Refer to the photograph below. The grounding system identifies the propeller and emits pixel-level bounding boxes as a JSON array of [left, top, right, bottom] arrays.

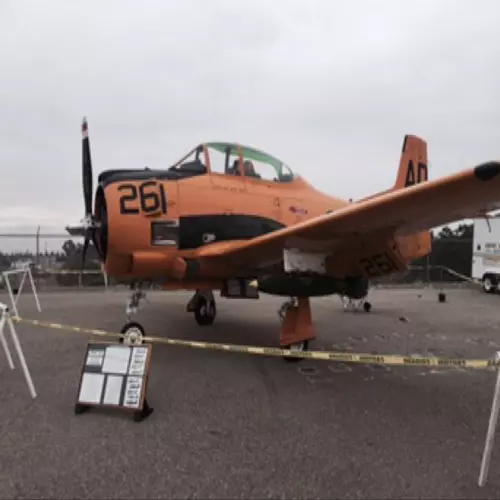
[[81, 117, 95, 272], [82, 117, 93, 217]]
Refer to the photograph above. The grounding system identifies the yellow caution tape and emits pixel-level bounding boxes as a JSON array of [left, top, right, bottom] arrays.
[[442, 267, 481, 285], [407, 265, 481, 286], [36, 269, 103, 275], [9, 315, 500, 368]]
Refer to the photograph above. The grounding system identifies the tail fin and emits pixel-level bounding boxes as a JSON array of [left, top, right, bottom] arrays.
[[394, 135, 428, 189], [394, 135, 431, 261], [357, 135, 429, 203]]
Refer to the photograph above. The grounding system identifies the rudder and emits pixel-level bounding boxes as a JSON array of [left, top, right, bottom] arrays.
[[394, 134, 431, 261], [394, 135, 429, 189]]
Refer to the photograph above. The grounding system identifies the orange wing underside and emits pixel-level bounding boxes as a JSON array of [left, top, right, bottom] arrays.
[[195, 162, 500, 273]]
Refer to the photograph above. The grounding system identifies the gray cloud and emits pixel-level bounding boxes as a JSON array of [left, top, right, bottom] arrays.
[[1, 0, 499, 252]]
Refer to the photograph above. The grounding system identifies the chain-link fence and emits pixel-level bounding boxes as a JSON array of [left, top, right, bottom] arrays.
[[0, 231, 110, 292], [374, 238, 474, 286]]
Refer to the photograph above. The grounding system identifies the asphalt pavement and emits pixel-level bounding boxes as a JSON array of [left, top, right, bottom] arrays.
[[1, 286, 500, 499]]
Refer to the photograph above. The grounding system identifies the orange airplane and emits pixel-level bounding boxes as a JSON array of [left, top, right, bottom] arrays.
[[69, 118, 500, 359]]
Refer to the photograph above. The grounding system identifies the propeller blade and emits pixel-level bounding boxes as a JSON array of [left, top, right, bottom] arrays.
[[82, 117, 93, 217]]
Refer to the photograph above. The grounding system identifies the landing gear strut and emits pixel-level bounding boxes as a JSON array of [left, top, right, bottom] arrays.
[[187, 289, 217, 326], [278, 297, 297, 323], [120, 282, 148, 345], [278, 297, 315, 362]]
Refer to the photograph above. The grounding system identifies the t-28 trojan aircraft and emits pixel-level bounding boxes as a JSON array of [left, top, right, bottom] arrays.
[[69, 118, 500, 358]]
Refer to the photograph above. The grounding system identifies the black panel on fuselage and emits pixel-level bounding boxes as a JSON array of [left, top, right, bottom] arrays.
[[178, 214, 284, 250], [98, 160, 208, 187]]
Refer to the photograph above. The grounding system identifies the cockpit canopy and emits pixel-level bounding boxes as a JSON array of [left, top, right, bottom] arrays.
[[169, 141, 297, 183]]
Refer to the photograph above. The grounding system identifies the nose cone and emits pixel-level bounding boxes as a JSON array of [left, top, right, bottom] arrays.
[[474, 162, 500, 182]]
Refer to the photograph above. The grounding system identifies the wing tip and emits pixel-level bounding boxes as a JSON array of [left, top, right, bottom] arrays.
[[474, 161, 500, 182]]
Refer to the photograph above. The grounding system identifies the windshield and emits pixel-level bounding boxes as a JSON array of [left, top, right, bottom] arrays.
[[206, 142, 296, 183]]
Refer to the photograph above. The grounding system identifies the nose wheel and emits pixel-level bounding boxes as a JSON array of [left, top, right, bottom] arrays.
[[120, 321, 145, 345]]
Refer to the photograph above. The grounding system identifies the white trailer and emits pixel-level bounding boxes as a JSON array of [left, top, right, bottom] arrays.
[[472, 217, 500, 293]]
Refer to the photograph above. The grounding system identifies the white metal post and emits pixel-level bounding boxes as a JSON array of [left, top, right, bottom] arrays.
[[478, 351, 500, 487], [0, 303, 37, 399], [14, 269, 27, 307], [3, 272, 19, 317], [6, 314, 37, 398], [0, 310, 15, 370], [27, 266, 42, 312], [1, 265, 42, 316]]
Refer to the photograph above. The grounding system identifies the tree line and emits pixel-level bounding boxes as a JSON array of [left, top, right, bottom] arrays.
[[408, 223, 473, 282], [0, 240, 100, 271]]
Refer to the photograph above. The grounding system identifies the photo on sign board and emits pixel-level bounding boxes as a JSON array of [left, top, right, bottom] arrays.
[[86, 348, 104, 367], [123, 376, 143, 408], [102, 346, 131, 375], [78, 373, 104, 404], [128, 347, 148, 376], [103, 375, 124, 405]]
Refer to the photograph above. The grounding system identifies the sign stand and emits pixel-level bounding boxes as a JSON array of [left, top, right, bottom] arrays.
[[0, 303, 37, 399], [74, 340, 153, 422], [1, 265, 42, 317], [478, 351, 500, 486]]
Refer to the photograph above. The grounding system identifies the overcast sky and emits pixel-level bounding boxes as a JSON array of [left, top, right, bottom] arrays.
[[1, 0, 500, 252]]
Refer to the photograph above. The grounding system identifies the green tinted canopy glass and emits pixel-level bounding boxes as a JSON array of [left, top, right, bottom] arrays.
[[205, 142, 293, 174]]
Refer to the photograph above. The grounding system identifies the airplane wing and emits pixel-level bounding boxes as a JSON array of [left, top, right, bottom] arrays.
[[196, 162, 500, 268]]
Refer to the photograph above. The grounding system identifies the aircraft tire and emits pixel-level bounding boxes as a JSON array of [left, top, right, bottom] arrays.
[[119, 321, 146, 344], [194, 298, 216, 326], [283, 340, 309, 363]]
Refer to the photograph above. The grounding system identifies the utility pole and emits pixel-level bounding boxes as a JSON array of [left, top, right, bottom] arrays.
[[35, 226, 40, 268]]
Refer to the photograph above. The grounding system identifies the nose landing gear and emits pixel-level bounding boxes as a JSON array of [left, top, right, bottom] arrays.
[[119, 282, 148, 345]]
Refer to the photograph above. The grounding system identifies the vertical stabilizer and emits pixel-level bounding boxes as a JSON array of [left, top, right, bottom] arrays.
[[394, 135, 428, 189], [394, 135, 431, 261]]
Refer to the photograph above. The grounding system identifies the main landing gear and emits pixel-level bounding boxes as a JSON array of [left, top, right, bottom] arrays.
[[186, 290, 217, 326], [185, 290, 314, 363], [278, 297, 315, 363], [341, 295, 372, 313]]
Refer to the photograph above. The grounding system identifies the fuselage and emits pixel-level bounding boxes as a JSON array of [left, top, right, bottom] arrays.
[[89, 157, 428, 299], [93, 166, 349, 280]]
